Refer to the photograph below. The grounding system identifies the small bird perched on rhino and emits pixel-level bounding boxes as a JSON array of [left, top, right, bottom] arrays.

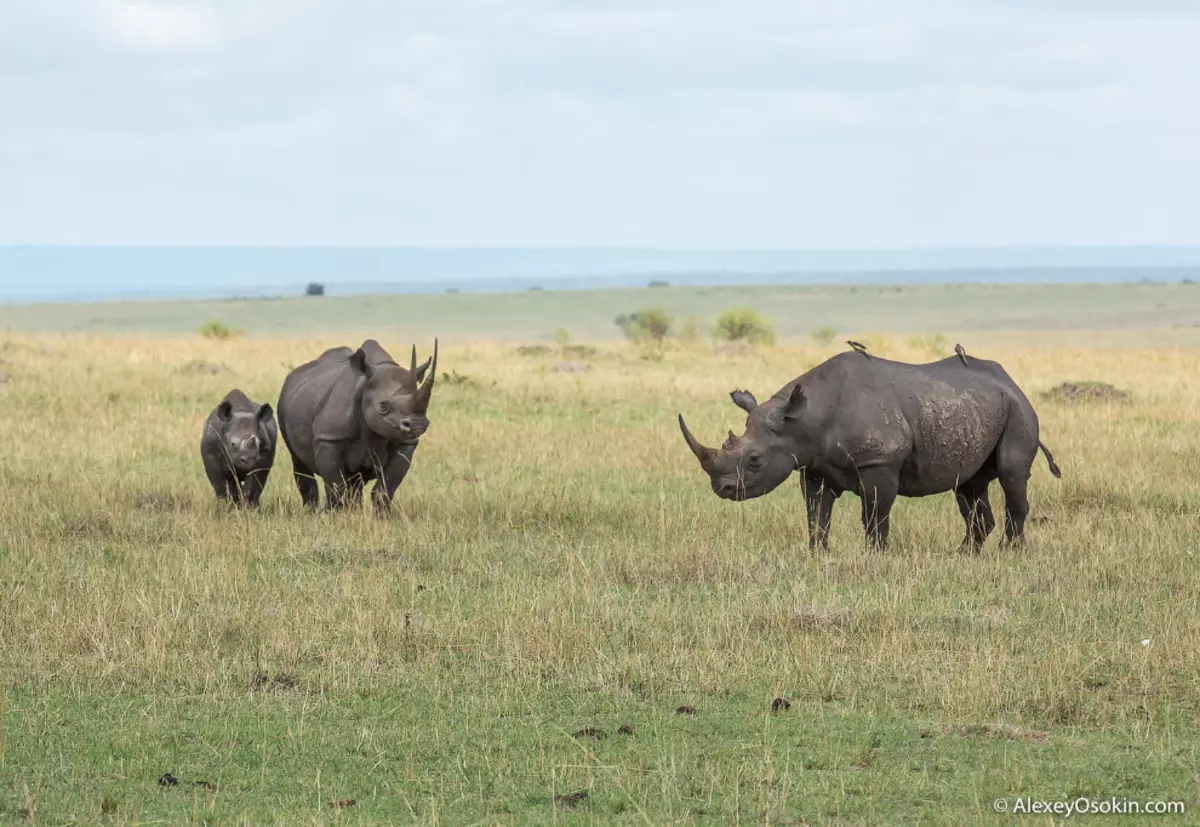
[[200, 389, 277, 507], [277, 338, 437, 514], [678, 347, 1061, 551]]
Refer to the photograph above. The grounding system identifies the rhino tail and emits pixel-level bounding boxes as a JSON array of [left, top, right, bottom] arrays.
[[1038, 440, 1062, 479]]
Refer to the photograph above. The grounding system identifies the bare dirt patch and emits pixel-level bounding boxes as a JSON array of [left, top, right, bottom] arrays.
[[1040, 381, 1131, 404]]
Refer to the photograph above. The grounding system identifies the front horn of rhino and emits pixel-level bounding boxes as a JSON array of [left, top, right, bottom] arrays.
[[678, 414, 718, 475], [416, 338, 438, 409]]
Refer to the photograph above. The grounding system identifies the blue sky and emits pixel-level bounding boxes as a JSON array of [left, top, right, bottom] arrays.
[[2, 1, 1199, 247]]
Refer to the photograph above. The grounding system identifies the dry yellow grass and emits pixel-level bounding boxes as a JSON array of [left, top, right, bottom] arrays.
[[1, 331, 1198, 823]]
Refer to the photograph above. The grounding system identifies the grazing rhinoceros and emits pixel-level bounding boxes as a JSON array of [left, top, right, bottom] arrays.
[[677, 346, 1061, 550], [200, 389, 277, 506], [277, 338, 437, 513]]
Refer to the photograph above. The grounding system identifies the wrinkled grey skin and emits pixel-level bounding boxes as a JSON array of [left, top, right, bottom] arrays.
[[277, 338, 437, 513], [200, 389, 277, 507], [679, 349, 1061, 550]]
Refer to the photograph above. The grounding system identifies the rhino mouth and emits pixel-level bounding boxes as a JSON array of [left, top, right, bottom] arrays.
[[713, 479, 750, 501], [231, 453, 261, 472]]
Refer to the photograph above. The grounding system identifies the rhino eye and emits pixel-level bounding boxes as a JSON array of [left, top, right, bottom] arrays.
[[747, 455, 765, 470], [378, 401, 391, 415]]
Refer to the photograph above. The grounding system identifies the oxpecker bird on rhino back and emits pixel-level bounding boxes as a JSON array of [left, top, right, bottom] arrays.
[[678, 346, 1061, 550], [277, 338, 437, 513]]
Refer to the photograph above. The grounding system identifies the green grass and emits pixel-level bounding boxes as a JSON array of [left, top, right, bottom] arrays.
[[2, 327, 1199, 824], [5, 281, 1200, 341]]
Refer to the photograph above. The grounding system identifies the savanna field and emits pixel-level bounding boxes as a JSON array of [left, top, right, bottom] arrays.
[[2, 285, 1200, 825]]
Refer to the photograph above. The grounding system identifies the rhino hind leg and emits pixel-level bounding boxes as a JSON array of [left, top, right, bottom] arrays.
[[994, 426, 1037, 545], [998, 473, 1030, 544], [954, 474, 997, 551]]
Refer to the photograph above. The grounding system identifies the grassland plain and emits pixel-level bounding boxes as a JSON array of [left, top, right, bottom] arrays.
[[1, 316, 1200, 824], [6, 281, 1200, 341]]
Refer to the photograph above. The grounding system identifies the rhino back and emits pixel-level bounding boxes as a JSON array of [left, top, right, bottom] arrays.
[[278, 347, 364, 464], [787, 353, 1016, 495]]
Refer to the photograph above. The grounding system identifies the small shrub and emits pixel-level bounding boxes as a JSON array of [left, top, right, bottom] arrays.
[[714, 307, 775, 346], [648, 279, 670, 288], [445, 287, 460, 294], [628, 307, 672, 342], [528, 285, 544, 291], [197, 320, 240, 340], [305, 282, 325, 297], [515, 344, 553, 357], [811, 326, 837, 346], [554, 328, 570, 348]]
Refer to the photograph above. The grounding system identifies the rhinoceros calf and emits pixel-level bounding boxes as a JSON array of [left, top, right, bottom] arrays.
[[277, 338, 437, 513], [678, 347, 1061, 550], [200, 389, 277, 506]]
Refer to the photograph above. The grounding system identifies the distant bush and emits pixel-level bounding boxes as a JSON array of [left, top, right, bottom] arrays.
[[445, 287, 460, 294], [305, 282, 325, 297], [528, 285, 544, 291], [554, 327, 570, 348], [648, 279, 670, 288], [714, 307, 775, 346], [196, 320, 240, 340], [617, 308, 672, 342], [633, 307, 672, 342], [811, 326, 837, 346]]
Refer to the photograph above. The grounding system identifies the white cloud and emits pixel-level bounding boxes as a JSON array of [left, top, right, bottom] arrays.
[[91, 0, 220, 53], [0, 0, 1199, 245]]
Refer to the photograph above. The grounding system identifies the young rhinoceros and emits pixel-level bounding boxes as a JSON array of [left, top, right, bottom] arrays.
[[200, 389, 277, 506], [678, 347, 1061, 550], [277, 338, 437, 513]]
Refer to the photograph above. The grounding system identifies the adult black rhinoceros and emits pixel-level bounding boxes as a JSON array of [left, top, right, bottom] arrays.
[[278, 338, 437, 513], [677, 346, 1060, 550]]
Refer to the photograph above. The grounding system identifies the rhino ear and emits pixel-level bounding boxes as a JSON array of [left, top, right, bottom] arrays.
[[782, 384, 806, 421], [348, 348, 369, 377], [216, 400, 233, 423], [730, 389, 758, 413], [257, 402, 274, 423]]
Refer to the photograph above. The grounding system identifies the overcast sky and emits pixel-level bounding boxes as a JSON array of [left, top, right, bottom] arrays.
[[2, 1, 1198, 248]]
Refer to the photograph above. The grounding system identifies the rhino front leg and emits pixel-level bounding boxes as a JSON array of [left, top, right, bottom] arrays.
[[203, 452, 232, 501], [800, 474, 837, 550], [314, 441, 353, 511], [238, 470, 269, 508], [858, 469, 898, 550], [372, 444, 417, 516]]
